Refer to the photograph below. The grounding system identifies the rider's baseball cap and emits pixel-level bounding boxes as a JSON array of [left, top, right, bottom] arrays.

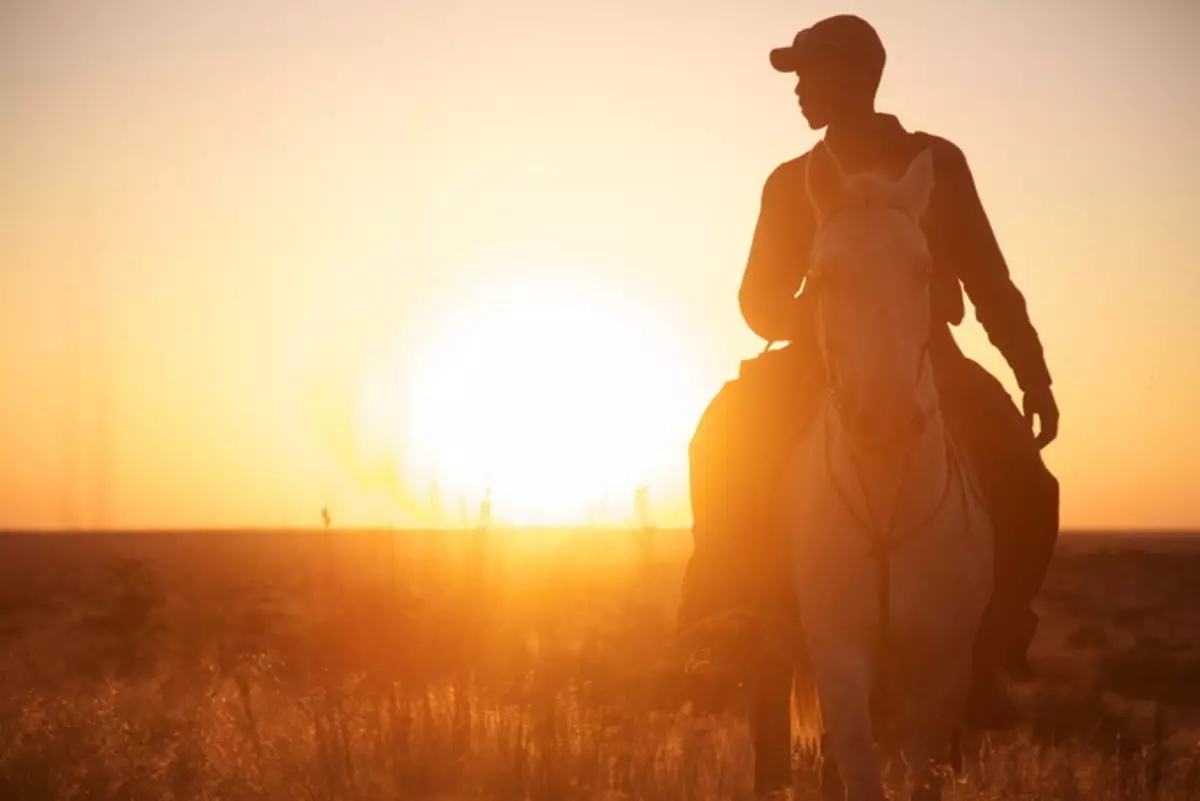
[[769, 14, 886, 80]]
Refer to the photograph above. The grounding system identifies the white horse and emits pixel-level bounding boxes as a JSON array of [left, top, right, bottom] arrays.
[[782, 146, 994, 801]]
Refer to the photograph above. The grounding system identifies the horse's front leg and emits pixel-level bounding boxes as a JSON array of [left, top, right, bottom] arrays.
[[811, 651, 886, 801], [901, 645, 973, 801]]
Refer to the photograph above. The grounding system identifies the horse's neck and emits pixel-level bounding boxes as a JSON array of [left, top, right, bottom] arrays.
[[824, 366, 949, 537]]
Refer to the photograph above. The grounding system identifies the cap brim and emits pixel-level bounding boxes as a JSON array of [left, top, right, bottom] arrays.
[[769, 46, 801, 72]]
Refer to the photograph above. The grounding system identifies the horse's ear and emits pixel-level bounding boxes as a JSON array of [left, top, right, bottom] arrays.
[[894, 149, 935, 219], [806, 144, 846, 218]]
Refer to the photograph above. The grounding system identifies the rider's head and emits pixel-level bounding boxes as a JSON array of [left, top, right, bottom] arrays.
[[769, 15, 885, 130]]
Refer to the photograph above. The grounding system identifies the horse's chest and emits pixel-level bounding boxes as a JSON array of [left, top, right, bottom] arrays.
[[783, 423, 992, 646]]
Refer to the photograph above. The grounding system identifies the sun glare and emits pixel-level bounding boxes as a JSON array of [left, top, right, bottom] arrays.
[[356, 272, 703, 526]]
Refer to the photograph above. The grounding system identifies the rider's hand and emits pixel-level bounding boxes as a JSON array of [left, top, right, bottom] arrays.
[[1022, 385, 1059, 449]]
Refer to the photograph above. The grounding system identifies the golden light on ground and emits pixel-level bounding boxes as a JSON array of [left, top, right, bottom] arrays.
[[355, 270, 705, 527]]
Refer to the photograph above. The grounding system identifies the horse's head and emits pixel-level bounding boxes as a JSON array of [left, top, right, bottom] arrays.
[[805, 145, 936, 448]]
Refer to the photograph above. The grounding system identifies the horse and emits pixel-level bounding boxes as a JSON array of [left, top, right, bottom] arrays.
[[780, 145, 994, 801]]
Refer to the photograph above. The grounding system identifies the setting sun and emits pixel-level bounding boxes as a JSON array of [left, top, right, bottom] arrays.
[[356, 271, 705, 526]]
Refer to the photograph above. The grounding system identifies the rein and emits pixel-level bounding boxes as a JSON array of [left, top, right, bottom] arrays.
[[807, 198, 964, 688], [822, 381, 971, 694]]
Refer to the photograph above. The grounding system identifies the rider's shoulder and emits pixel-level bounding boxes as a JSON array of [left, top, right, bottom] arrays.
[[911, 131, 973, 174], [761, 153, 812, 200]]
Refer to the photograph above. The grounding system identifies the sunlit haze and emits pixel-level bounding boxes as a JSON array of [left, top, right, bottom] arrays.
[[2, 0, 1198, 530]]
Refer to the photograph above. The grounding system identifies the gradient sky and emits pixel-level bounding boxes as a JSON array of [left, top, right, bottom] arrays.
[[2, 0, 1198, 531]]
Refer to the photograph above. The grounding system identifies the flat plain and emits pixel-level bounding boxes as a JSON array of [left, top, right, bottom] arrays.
[[1, 528, 1198, 800]]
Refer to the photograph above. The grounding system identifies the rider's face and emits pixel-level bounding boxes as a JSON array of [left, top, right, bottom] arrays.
[[794, 60, 875, 130], [794, 64, 839, 130]]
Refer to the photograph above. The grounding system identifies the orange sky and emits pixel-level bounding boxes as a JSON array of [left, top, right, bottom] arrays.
[[1, 0, 1198, 531]]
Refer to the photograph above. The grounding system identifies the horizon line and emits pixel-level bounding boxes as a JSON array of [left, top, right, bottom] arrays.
[[1, 526, 1198, 537]]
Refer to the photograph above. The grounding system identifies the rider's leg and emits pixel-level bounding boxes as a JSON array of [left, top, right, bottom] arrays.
[[679, 376, 746, 631], [931, 332, 1060, 725], [949, 358, 1059, 669], [680, 343, 820, 631]]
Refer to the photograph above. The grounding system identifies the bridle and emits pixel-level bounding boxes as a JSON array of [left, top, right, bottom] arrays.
[[806, 196, 934, 430]]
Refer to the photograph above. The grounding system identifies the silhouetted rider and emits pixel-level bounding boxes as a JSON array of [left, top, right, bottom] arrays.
[[764, 11, 1060, 714], [681, 15, 1061, 793]]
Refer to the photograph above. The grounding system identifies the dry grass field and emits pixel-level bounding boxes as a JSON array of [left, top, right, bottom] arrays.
[[1, 528, 1198, 800]]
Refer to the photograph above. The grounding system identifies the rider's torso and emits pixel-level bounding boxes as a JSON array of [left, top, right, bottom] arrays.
[[820, 115, 966, 329]]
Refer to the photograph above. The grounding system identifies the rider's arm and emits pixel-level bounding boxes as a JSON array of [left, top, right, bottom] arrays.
[[738, 159, 816, 344], [938, 142, 1053, 392]]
